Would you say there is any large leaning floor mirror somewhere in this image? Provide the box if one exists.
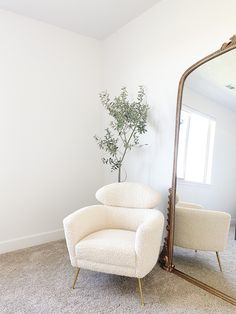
[160,36,236,306]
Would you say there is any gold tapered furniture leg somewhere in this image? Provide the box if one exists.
[137,278,144,306]
[216,252,222,272]
[72,267,80,289]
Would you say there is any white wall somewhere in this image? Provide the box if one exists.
[2,0,236,253]
[102,0,236,213]
[178,87,236,220]
[0,10,103,253]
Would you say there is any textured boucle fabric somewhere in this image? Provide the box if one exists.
[77,259,136,277]
[76,229,136,268]
[176,201,204,209]
[63,205,108,266]
[96,182,161,208]
[64,182,164,282]
[174,206,231,251]
[135,214,164,278]
[63,205,164,278]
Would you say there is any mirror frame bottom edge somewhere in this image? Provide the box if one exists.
[172,268,236,306]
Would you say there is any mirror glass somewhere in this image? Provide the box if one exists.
[174,48,236,299]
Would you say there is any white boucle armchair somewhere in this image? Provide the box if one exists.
[63,182,164,305]
[175,202,231,271]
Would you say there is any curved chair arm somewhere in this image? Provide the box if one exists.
[175,207,231,252]
[135,210,164,278]
[176,201,204,209]
[63,205,107,266]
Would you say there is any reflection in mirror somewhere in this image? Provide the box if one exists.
[174,48,236,299]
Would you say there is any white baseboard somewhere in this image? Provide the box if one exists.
[0,228,65,255]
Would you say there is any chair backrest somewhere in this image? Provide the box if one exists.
[96,182,161,209]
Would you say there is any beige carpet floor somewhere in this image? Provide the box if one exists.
[0,240,235,314]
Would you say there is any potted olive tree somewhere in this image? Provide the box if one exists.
[95,86,149,182]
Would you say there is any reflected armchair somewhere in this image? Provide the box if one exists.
[175,203,231,271]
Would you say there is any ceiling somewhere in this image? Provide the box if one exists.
[0,0,161,39]
[185,49,236,112]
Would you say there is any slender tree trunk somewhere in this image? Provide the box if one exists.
[117,126,137,183]
[118,167,121,182]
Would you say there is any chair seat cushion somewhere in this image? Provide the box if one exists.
[75,229,136,268]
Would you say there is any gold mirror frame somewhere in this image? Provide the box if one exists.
[159,35,236,306]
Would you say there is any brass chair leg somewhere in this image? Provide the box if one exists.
[216,252,222,272]
[137,278,144,306]
[72,267,80,289]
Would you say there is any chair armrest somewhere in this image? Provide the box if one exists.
[176,201,204,209]
[174,207,231,251]
[135,210,164,278]
[63,205,107,267]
